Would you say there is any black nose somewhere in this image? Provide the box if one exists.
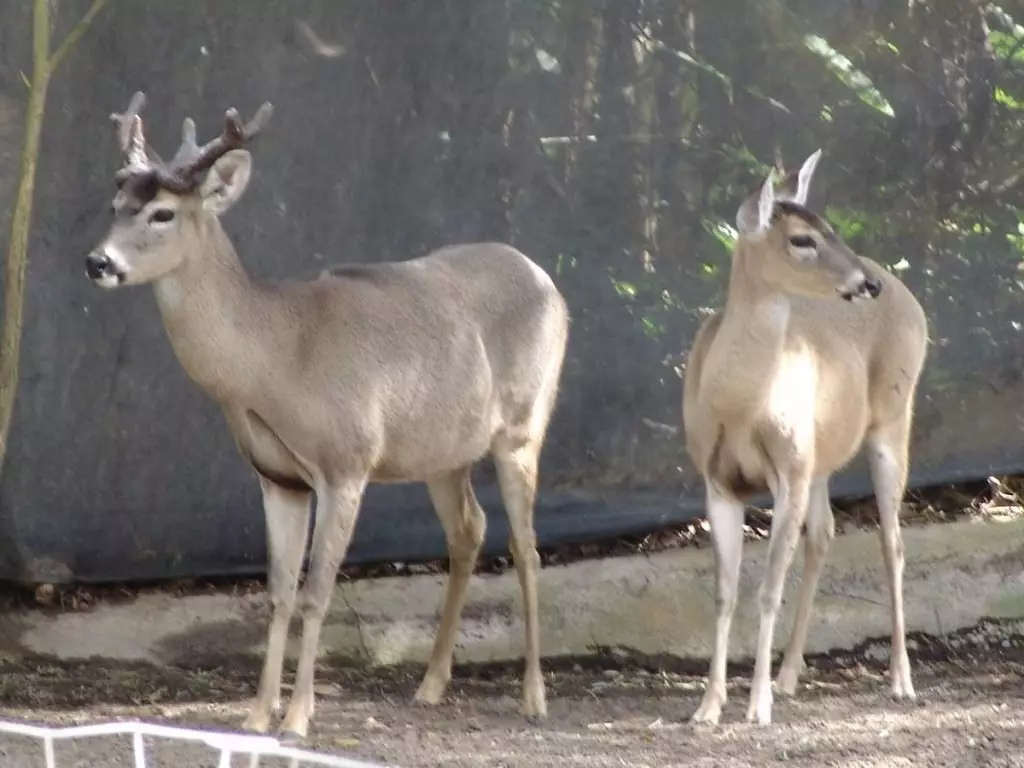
[840,275,883,301]
[85,252,111,280]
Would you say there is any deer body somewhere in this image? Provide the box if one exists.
[156,236,559,486]
[683,151,927,726]
[87,93,568,742]
[690,263,915,492]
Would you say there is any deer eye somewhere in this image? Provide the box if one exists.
[788,235,815,249]
[149,208,176,224]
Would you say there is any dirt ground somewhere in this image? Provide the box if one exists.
[0,624,1022,767]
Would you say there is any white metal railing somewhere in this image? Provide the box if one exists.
[0,719,391,768]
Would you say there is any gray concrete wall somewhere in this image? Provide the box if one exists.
[8,519,1024,668]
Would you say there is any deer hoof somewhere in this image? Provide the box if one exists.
[521,680,547,722]
[745,688,773,725]
[890,685,918,702]
[242,709,273,734]
[690,690,724,726]
[277,729,305,747]
[522,696,547,724]
[775,667,801,697]
[413,677,448,706]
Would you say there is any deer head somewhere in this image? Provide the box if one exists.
[734,150,881,302]
[85,91,273,288]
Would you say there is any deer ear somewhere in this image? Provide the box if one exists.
[200,149,252,214]
[756,172,776,232]
[794,148,822,206]
[736,171,777,235]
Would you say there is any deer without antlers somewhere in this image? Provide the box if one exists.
[86,92,569,741]
[682,150,928,725]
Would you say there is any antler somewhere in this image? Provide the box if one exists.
[167,103,274,184]
[110,91,156,170]
[110,91,273,192]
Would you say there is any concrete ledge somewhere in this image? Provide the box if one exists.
[7,518,1024,666]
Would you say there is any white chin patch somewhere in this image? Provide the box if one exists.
[95,273,122,289]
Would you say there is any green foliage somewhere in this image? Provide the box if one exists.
[995,87,1024,110]
[1007,221,1024,258]
[803,34,895,118]
[990,28,1024,63]
[702,218,737,254]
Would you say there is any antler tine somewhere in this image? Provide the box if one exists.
[169,117,200,167]
[109,90,167,169]
[242,101,275,137]
[109,91,146,153]
[125,116,149,169]
[169,101,274,184]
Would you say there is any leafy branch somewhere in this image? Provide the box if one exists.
[0,0,112,475]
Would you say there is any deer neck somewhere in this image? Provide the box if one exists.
[151,217,272,402]
[706,239,793,410]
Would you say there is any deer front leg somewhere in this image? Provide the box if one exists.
[243,479,311,734]
[776,478,835,696]
[494,442,546,721]
[691,484,745,726]
[747,474,810,725]
[415,466,486,706]
[278,476,366,744]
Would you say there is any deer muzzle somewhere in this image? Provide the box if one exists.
[85,249,126,287]
[839,273,882,302]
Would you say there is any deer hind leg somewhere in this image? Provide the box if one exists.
[278,475,367,743]
[747,471,812,725]
[414,466,487,706]
[243,479,312,734]
[868,413,916,700]
[493,439,546,721]
[691,484,745,726]
[776,478,835,696]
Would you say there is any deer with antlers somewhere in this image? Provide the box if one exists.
[85,92,569,742]
[682,150,928,725]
